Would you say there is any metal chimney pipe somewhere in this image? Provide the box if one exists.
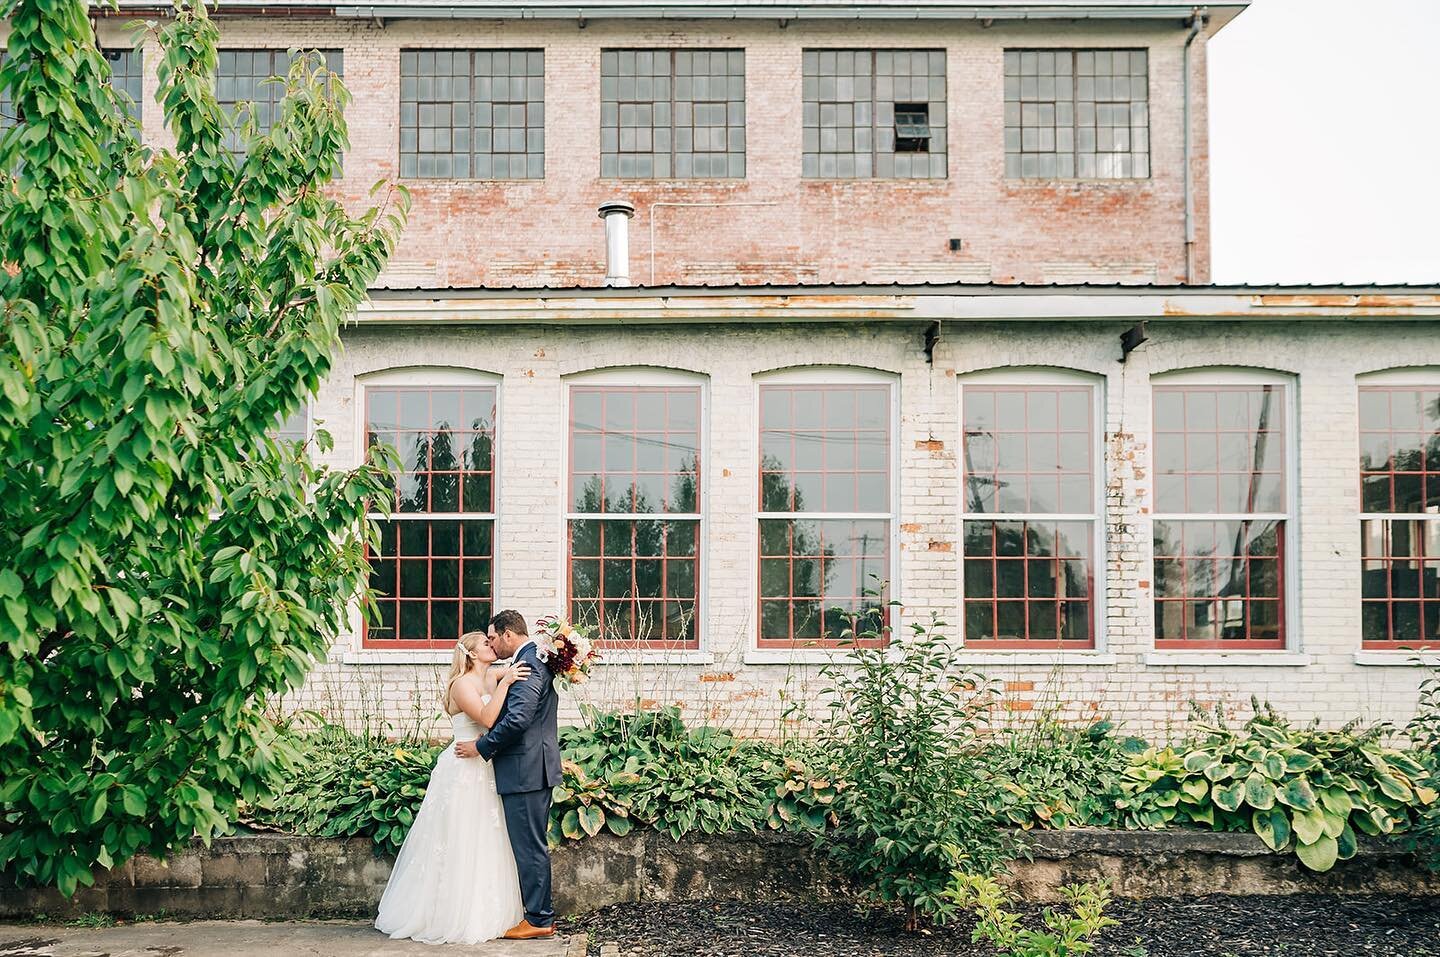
[598,200,637,287]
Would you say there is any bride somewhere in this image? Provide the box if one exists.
[374,630,530,944]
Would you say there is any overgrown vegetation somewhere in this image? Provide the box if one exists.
[0,0,405,895]
[947,874,1118,957]
[816,608,1013,930]
[1402,665,1440,870]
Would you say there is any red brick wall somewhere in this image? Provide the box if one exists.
[98,14,1215,287]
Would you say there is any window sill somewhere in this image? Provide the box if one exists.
[341,650,453,665]
[1353,650,1440,667]
[958,652,1119,667]
[596,650,715,666]
[1143,651,1312,668]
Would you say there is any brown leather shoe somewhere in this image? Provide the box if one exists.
[503,920,557,940]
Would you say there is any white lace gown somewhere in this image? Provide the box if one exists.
[374,703,525,945]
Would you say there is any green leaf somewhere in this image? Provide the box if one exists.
[560,809,582,841]
[605,815,633,837]
[1252,807,1291,852]
[1292,806,1327,846]
[1243,773,1276,810]
[1211,780,1245,813]
[1336,823,1358,861]
[1275,777,1317,811]
[1295,835,1339,872]
[577,804,604,838]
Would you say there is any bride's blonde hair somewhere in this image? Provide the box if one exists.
[443,630,488,716]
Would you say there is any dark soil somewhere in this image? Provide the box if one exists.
[571,896,1440,957]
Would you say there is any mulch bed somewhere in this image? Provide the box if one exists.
[571,895,1440,957]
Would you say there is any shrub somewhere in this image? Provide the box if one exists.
[1403,666,1440,871]
[1116,700,1437,871]
[817,608,1011,930]
[245,722,439,857]
[946,874,1118,957]
[980,720,1146,830]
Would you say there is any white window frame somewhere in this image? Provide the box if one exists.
[344,366,503,664]
[1144,367,1306,666]
[1354,367,1440,666]
[746,366,901,665]
[558,367,711,664]
[956,367,1111,663]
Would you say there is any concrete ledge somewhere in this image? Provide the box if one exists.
[1,827,1436,922]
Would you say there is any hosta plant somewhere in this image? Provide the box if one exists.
[1117,701,1437,871]
[763,755,844,833]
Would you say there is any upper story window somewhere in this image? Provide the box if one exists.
[400,49,544,180]
[802,49,946,180]
[1152,377,1290,650]
[103,48,143,122]
[600,49,744,179]
[960,376,1099,649]
[567,380,702,649]
[217,49,344,155]
[1004,49,1149,179]
[363,375,497,648]
[757,376,894,649]
[2,47,142,129]
[1359,380,1440,650]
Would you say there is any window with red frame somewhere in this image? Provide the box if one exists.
[1152,384,1287,649]
[757,383,891,648]
[364,384,496,648]
[1359,385,1440,649]
[961,384,1096,648]
[568,385,700,648]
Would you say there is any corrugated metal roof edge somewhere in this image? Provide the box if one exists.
[366,281,1440,298]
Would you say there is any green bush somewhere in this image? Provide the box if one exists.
[1403,667,1440,870]
[980,720,1146,830]
[245,722,439,857]
[817,608,1012,930]
[946,874,1118,957]
[1115,700,1437,871]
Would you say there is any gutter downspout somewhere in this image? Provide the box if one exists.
[1182,8,1207,284]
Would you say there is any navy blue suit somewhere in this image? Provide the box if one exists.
[475,641,561,928]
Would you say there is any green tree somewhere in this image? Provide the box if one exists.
[0,0,407,895]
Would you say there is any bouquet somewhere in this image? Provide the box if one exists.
[536,616,600,688]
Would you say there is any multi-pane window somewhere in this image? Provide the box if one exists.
[400,49,544,179]
[1360,385,1440,649]
[272,406,308,445]
[600,49,744,179]
[1152,383,1288,649]
[216,49,343,155]
[103,48,143,121]
[364,383,496,648]
[758,383,892,648]
[2,47,141,128]
[1004,49,1149,179]
[568,385,701,648]
[961,384,1097,648]
[802,49,946,180]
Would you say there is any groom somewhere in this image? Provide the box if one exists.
[454,609,561,940]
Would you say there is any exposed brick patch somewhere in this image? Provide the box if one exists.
[699,672,736,683]
[1004,681,1035,693]
[928,540,952,552]
[916,439,945,452]
[1004,700,1035,712]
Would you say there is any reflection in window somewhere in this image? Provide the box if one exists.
[757,383,891,648]
[961,385,1095,648]
[1152,384,1287,649]
[1004,49,1149,179]
[1359,386,1440,649]
[802,48,946,179]
[364,384,496,647]
[567,386,700,648]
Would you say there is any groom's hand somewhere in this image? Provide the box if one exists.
[454,739,480,759]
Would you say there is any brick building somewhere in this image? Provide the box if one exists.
[64,0,1440,735]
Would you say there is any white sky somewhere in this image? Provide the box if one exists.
[1208,0,1440,284]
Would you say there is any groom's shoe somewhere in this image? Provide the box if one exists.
[503,920,557,940]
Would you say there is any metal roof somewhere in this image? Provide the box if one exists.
[108,0,1249,18]
[366,280,1440,298]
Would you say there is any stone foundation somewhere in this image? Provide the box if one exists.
[2,829,1436,921]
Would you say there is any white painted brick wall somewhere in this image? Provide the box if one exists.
[282,318,1440,741]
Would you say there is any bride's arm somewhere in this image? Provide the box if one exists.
[476,663,531,728]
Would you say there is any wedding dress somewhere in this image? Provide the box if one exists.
[374,700,525,945]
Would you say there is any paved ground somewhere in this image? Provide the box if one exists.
[0,922,582,957]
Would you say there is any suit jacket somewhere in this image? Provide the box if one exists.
[475,642,562,795]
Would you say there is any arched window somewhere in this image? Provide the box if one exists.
[959,368,1101,649]
[756,368,897,649]
[1151,369,1294,651]
[361,368,499,649]
[1358,370,1440,650]
[565,369,704,650]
